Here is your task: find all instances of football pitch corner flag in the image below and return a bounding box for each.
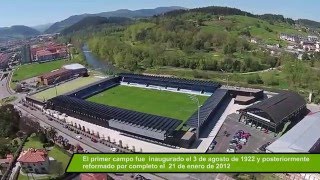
[66,153,320,173]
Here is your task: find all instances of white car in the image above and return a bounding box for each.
[76,135,82,139]
[226,148,236,153]
[110,148,118,152]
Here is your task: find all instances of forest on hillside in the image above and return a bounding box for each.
[87,14,288,73]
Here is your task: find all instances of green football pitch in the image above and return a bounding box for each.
[87,85,209,121]
[32,76,102,101]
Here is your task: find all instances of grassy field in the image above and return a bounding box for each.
[12,59,71,82]
[32,76,102,101]
[87,85,208,121]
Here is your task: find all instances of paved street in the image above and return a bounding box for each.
[0,72,11,99]
[15,104,110,153]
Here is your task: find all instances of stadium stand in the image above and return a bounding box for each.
[239,91,307,132]
[46,95,182,141]
[119,73,221,93]
[65,77,120,99]
[185,89,229,129]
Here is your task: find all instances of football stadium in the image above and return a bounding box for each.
[43,73,230,148]
[24,72,308,150]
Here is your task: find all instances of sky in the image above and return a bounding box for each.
[0,0,319,27]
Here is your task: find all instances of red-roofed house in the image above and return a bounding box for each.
[0,154,13,170]
[80,173,107,180]
[17,149,49,174]
[31,43,68,62]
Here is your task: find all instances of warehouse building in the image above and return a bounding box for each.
[37,69,72,86]
[37,64,88,86]
[239,91,307,133]
[266,112,320,153]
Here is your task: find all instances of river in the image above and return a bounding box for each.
[82,44,117,73]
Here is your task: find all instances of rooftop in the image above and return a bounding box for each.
[18,149,48,163]
[39,68,71,79]
[267,112,320,153]
[63,63,86,70]
[244,91,306,124]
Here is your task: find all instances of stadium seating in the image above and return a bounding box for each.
[47,95,182,141]
[65,77,120,99]
[186,89,229,129]
[120,73,221,93]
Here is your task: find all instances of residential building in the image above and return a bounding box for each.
[0,53,9,70]
[308,35,319,42]
[0,154,13,170]
[31,42,68,62]
[18,149,50,174]
[80,173,108,180]
[280,33,300,42]
[20,45,32,64]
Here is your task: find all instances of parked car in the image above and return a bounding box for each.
[236,144,242,150]
[259,142,271,152]
[209,144,215,150]
[211,140,217,145]
[76,135,82,139]
[91,138,98,143]
[230,139,238,144]
[237,130,244,134]
[226,148,236,153]
[110,148,119,152]
[63,125,68,128]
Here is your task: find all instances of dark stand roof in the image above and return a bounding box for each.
[47,95,182,137]
[120,73,221,93]
[186,89,228,128]
[245,91,306,124]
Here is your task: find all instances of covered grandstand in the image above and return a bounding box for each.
[46,95,182,141]
[185,89,229,130]
[65,77,120,99]
[239,91,307,133]
[120,73,221,93]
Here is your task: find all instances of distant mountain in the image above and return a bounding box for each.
[44,6,185,33]
[32,23,54,32]
[61,16,132,35]
[0,25,40,39]
[296,19,320,29]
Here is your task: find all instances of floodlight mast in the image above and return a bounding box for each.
[188,94,201,140]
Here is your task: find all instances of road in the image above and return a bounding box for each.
[0,72,11,99]
[15,104,112,153]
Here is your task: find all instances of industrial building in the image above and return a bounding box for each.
[37,63,88,86]
[266,112,320,153]
[239,91,307,133]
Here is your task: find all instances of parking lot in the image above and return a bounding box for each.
[209,113,277,153]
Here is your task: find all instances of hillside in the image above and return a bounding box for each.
[32,23,54,32]
[296,19,320,29]
[0,25,40,39]
[45,6,184,33]
[86,6,307,73]
[61,16,132,35]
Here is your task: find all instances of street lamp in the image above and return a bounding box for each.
[53,76,61,96]
[220,69,229,88]
[188,94,201,140]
